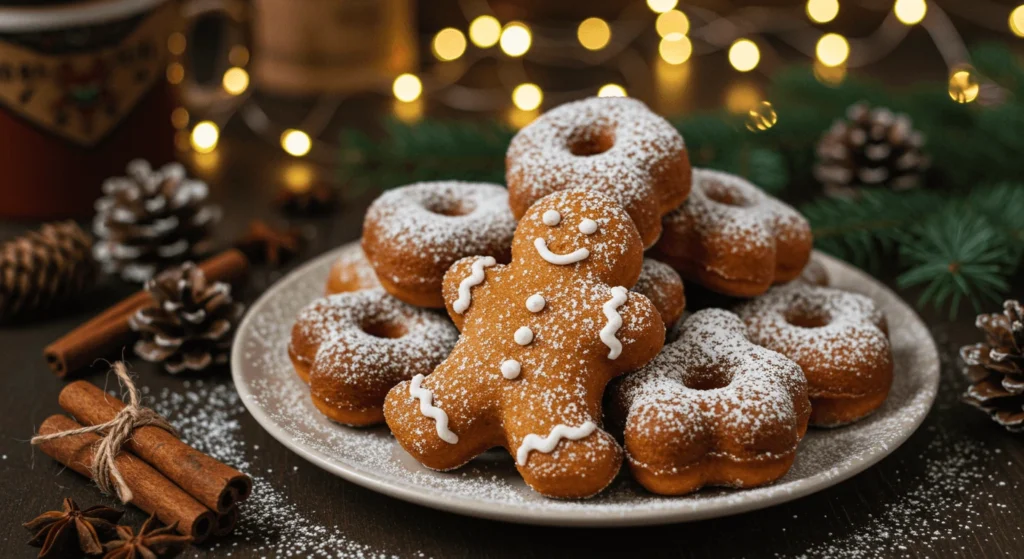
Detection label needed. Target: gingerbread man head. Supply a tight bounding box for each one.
[383,189,666,499]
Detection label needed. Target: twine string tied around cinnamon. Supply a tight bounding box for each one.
[31,362,179,503]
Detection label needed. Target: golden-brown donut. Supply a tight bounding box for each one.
[506,96,691,248]
[325,243,381,295]
[735,283,893,427]
[289,288,458,425]
[607,309,810,495]
[633,258,685,329]
[362,181,516,308]
[652,168,812,298]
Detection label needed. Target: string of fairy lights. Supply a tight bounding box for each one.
[175,0,1024,167]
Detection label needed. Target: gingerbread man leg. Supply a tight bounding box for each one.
[503,386,623,499]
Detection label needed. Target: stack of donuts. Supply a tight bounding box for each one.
[288,97,895,499]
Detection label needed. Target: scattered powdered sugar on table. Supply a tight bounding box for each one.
[149,381,397,558]
[231,245,940,524]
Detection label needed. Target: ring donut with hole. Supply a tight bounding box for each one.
[505,96,691,248]
[734,283,894,427]
[362,181,517,308]
[288,288,459,425]
[651,168,813,298]
[606,309,810,496]
[325,243,382,295]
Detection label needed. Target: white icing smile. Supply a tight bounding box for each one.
[534,238,589,265]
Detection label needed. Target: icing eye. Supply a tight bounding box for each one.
[542,210,561,226]
[578,218,598,235]
[514,326,534,346]
[526,293,546,313]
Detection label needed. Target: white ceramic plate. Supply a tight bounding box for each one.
[232,246,939,527]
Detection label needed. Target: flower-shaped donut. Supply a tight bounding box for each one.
[289,288,458,425]
[607,309,810,496]
[506,96,691,248]
[735,283,893,427]
[652,168,812,297]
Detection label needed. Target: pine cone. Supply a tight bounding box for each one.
[129,262,244,374]
[0,221,96,322]
[93,160,221,283]
[960,300,1024,433]
[814,102,931,199]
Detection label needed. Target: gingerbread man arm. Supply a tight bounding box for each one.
[603,289,666,374]
[442,255,505,330]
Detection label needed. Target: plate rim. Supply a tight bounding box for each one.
[231,247,940,527]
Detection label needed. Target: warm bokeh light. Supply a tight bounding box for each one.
[728,39,760,72]
[432,27,467,61]
[814,61,847,85]
[167,32,186,55]
[816,33,849,67]
[507,107,538,129]
[170,107,189,130]
[654,58,692,115]
[229,45,249,66]
[646,0,678,14]
[1010,5,1024,37]
[222,67,249,95]
[512,83,543,111]
[190,121,219,154]
[659,35,692,65]
[598,83,627,97]
[166,62,184,84]
[746,101,777,132]
[948,69,980,103]
[281,129,312,157]
[284,164,314,193]
[499,22,532,57]
[894,0,927,25]
[806,0,840,23]
[393,99,424,123]
[469,15,501,47]
[577,17,611,51]
[656,10,690,39]
[725,82,761,113]
[392,73,422,102]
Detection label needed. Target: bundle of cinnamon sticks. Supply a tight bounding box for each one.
[36,381,252,542]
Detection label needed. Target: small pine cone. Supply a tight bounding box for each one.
[0,221,96,322]
[129,262,244,374]
[93,159,221,283]
[814,102,931,199]
[960,300,1024,433]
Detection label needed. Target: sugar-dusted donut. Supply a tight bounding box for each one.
[363,181,516,308]
[289,288,458,425]
[607,309,810,496]
[506,96,691,248]
[325,243,381,295]
[734,283,893,427]
[652,168,812,298]
[633,258,685,329]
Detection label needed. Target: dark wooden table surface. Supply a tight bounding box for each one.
[4,46,1024,558]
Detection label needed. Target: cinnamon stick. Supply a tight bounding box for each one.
[59,381,252,513]
[36,415,217,542]
[214,507,238,537]
[44,249,249,377]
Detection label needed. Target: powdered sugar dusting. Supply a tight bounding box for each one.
[232,246,938,524]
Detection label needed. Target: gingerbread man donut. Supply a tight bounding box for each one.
[362,181,516,308]
[384,190,665,499]
[325,243,381,295]
[607,309,811,495]
[506,96,691,248]
[735,283,893,427]
[289,289,458,425]
[652,168,812,297]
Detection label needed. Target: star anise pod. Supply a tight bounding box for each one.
[102,514,192,559]
[23,498,122,558]
[234,220,303,267]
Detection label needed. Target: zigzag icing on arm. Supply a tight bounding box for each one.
[515,421,598,466]
[533,238,590,265]
[600,286,629,360]
[408,374,459,444]
[452,256,496,314]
